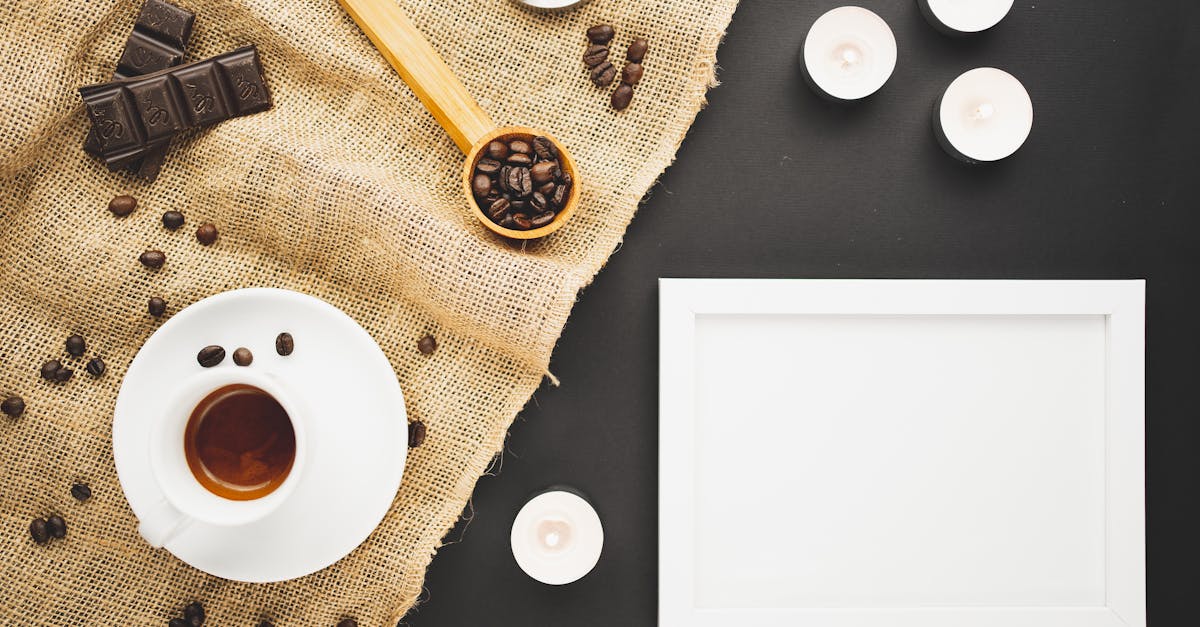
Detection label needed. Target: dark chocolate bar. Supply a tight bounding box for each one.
[80,46,272,168]
[84,0,195,180]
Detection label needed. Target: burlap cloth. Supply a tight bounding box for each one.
[0,0,737,624]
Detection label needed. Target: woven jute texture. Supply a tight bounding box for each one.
[0,0,737,624]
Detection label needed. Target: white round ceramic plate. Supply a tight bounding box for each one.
[113,288,407,582]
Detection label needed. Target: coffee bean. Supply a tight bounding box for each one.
[29,518,49,544]
[233,347,253,366]
[149,296,167,317]
[530,192,549,213]
[46,514,66,539]
[183,601,205,626]
[530,161,559,185]
[472,173,492,198]
[506,153,533,167]
[139,250,166,269]
[499,214,517,229]
[627,38,649,63]
[275,332,294,356]
[108,195,137,217]
[197,345,225,368]
[512,213,533,230]
[537,182,557,196]
[55,367,74,382]
[586,24,615,45]
[417,334,437,355]
[486,141,509,160]
[475,158,501,174]
[70,483,92,502]
[40,359,62,381]
[65,334,86,357]
[531,211,556,228]
[162,210,185,230]
[611,83,634,111]
[551,184,568,208]
[195,223,218,246]
[86,357,106,377]
[1,395,24,418]
[622,62,644,86]
[583,44,609,67]
[590,61,616,87]
[508,140,532,155]
[257,622,275,627]
[559,171,572,187]
[506,167,533,197]
[533,136,558,161]
[497,165,512,193]
[336,620,359,627]
[407,421,426,448]
[487,198,511,221]
[169,620,187,627]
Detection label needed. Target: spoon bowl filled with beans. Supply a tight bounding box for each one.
[464,127,580,239]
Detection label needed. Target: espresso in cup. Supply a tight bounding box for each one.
[184,384,296,501]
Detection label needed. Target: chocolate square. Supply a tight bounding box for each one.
[135,0,196,50]
[116,31,184,78]
[80,84,145,155]
[216,47,273,115]
[128,74,186,142]
[173,63,231,127]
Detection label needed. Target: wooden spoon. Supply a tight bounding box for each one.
[339,0,580,240]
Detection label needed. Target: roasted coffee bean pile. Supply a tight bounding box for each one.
[166,601,206,627]
[40,333,109,383]
[28,514,67,545]
[471,135,571,231]
[584,24,649,111]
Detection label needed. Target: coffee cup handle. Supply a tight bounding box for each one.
[138,497,193,548]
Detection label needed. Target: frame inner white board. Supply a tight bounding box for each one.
[659,280,1144,627]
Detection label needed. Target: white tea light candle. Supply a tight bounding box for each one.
[935,68,1033,163]
[919,0,1014,35]
[799,6,897,101]
[511,489,603,585]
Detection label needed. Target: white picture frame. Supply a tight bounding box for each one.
[659,280,1145,627]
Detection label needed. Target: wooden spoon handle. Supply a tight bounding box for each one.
[339,0,495,153]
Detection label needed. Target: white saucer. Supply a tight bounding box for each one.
[113,288,407,582]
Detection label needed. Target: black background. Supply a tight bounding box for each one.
[409,1,1199,625]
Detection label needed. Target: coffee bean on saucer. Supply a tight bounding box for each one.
[29,518,49,544]
[417,334,437,355]
[168,619,187,627]
[197,345,225,368]
[627,37,649,63]
[86,357,106,377]
[195,223,218,246]
[1,395,24,418]
[149,296,167,317]
[70,482,92,502]
[275,332,294,356]
[611,83,634,111]
[46,514,66,539]
[54,367,74,382]
[139,250,166,269]
[587,24,615,45]
[590,61,616,88]
[232,347,253,366]
[108,195,137,217]
[162,210,185,230]
[65,334,86,357]
[183,601,205,626]
[583,43,609,68]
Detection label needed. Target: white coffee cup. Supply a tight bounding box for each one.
[139,367,309,548]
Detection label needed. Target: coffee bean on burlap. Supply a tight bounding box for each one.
[162,211,185,230]
[586,24,615,44]
[2,395,25,417]
[533,136,558,161]
[70,482,91,502]
[627,37,649,63]
[65,334,86,357]
[232,347,253,366]
[197,345,225,367]
[108,195,136,217]
[54,367,73,382]
[257,622,275,627]
[417,334,437,355]
[168,619,187,627]
[582,44,609,67]
[407,421,426,448]
[622,62,644,86]
[611,83,634,111]
[336,619,358,627]
[195,223,218,246]
[275,332,294,356]
[139,250,166,269]
[45,514,66,539]
[183,601,205,626]
[29,518,49,544]
[590,61,615,88]
[148,296,167,317]
[86,357,105,377]
[40,359,61,381]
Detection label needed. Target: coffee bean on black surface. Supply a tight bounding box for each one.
[196,222,218,246]
[275,332,294,356]
[169,619,187,627]
[70,482,92,502]
[486,141,509,160]
[65,334,86,357]
[472,173,492,197]
[336,619,358,627]
[408,420,427,448]
[232,347,253,366]
[627,38,649,63]
[2,395,25,417]
[506,152,533,167]
[162,210,185,230]
[583,44,609,68]
[590,61,615,87]
[587,24,615,45]
[417,334,437,355]
[531,211,555,228]
[183,601,205,626]
[46,514,66,539]
[611,83,634,111]
[86,357,106,377]
[108,195,137,217]
[54,367,74,382]
[40,359,62,381]
[476,158,501,174]
[533,136,558,161]
[139,250,166,269]
[149,296,167,317]
[29,518,49,544]
[622,62,644,86]
[197,345,225,368]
